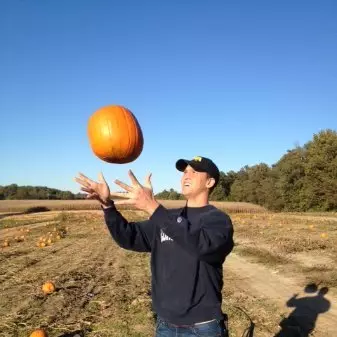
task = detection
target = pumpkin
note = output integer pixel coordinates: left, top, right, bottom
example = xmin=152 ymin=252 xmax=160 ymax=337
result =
xmin=87 ymin=105 xmax=144 ymax=164
xmin=42 ymin=281 xmax=55 ymax=294
xmin=29 ymin=329 xmax=48 ymax=337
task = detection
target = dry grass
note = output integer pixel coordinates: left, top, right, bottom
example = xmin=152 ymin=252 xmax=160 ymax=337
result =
xmin=222 ymin=212 xmax=337 ymax=336
xmin=1 ymin=208 xmax=336 ymax=336
xmin=0 ymin=211 xmax=154 ymax=337
xmin=231 ymin=212 xmax=337 ymax=288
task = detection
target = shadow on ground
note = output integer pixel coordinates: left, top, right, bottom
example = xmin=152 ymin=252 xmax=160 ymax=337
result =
xmin=274 ymin=283 xmax=331 ymax=337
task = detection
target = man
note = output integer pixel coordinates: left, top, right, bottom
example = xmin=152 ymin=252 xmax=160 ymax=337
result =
xmin=74 ymin=156 xmax=234 ymax=337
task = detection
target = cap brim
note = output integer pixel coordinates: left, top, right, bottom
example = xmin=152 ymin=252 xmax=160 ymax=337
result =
xmin=176 ymin=159 xmax=189 ymax=171
xmin=176 ymin=159 xmax=205 ymax=172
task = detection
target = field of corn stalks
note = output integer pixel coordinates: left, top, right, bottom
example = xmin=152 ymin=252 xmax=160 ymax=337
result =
xmin=0 ymin=199 xmax=268 ymax=214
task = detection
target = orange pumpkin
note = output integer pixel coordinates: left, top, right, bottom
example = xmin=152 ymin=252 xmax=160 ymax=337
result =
xmin=30 ymin=329 xmax=48 ymax=337
xmin=87 ymin=105 xmax=144 ymax=164
xmin=42 ymin=281 xmax=55 ymax=294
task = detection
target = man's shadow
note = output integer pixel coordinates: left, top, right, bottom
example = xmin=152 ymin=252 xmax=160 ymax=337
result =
xmin=274 ymin=283 xmax=331 ymax=337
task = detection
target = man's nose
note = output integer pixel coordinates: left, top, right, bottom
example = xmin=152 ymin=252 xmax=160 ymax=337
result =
xmin=184 ymin=172 xmax=192 ymax=179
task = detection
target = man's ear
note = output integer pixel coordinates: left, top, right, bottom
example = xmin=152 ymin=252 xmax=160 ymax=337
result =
xmin=206 ymin=177 xmax=216 ymax=189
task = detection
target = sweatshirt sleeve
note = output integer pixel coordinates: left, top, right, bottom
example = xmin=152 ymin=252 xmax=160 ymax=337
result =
xmin=102 ymin=205 xmax=154 ymax=253
xmin=150 ymin=204 xmax=234 ymax=264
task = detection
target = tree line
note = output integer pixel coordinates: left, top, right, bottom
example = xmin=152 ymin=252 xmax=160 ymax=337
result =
xmin=0 ymin=185 xmax=85 ymax=201
xmin=1 ymin=129 xmax=335 ymax=212
xmin=155 ymin=129 xmax=337 ymax=212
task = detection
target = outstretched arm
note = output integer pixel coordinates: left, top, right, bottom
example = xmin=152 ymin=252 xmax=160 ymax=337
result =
xmin=102 ymin=202 xmax=153 ymax=252
xmin=73 ymin=172 xmax=154 ymax=252
xmin=286 ymin=294 xmax=299 ymax=307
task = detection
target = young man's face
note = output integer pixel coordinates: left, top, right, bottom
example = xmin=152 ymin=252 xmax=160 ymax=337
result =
xmin=180 ymin=165 xmax=213 ymax=197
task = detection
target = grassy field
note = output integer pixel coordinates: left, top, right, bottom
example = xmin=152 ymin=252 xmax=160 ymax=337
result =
xmin=1 ymin=200 xmax=336 ymax=337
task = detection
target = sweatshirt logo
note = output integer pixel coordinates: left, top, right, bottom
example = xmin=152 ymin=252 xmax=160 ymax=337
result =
xmin=160 ymin=229 xmax=173 ymax=243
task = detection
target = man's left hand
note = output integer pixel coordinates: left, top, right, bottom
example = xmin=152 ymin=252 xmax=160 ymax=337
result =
xmin=111 ymin=170 xmax=160 ymax=215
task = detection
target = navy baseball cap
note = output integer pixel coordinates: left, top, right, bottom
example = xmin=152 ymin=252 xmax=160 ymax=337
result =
xmin=176 ymin=156 xmax=220 ymax=187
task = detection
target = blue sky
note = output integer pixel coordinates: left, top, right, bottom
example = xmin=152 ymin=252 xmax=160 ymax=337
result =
xmin=1 ymin=0 xmax=336 ymax=194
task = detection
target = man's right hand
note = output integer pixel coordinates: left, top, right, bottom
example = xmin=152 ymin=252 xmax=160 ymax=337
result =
xmin=74 ymin=172 xmax=112 ymax=207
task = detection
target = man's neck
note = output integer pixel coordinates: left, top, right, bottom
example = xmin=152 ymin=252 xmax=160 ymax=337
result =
xmin=186 ymin=195 xmax=209 ymax=208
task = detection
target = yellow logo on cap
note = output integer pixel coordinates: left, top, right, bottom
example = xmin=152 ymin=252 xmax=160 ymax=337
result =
xmin=193 ymin=156 xmax=202 ymax=162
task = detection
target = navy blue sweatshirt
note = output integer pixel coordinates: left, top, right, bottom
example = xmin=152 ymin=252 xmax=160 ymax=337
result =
xmin=103 ymin=202 xmax=234 ymax=325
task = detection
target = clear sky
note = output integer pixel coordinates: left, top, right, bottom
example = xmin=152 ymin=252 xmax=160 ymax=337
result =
xmin=1 ymin=0 xmax=336 ymax=194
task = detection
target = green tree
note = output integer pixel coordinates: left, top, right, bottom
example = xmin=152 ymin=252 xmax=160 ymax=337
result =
xmin=230 ymin=164 xmax=272 ymax=206
xmin=4 ymin=184 xmax=18 ymax=199
xmin=209 ymin=172 xmax=227 ymax=200
xmin=302 ymin=129 xmax=337 ymax=210
xmin=210 ymin=171 xmax=238 ymax=201
xmin=272 ymin=147 xmax=307 ymax=211
xmin=168 ymin=188 xmax=182 ymax=200
xmin=155 ymin=189 xmax=170 ymax=199
xmin=60 ymin=191 xmax=75 ymax=200
xmin=15 ymin=188 xmax=30 ymax=199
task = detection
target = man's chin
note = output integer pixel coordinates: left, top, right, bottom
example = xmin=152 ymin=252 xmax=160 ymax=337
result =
xmin=181 ymin=189 xmax=191 ymax=198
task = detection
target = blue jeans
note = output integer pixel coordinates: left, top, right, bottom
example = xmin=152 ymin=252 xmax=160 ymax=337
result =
xmin=155 ymin=315 xmax=228 ymax=337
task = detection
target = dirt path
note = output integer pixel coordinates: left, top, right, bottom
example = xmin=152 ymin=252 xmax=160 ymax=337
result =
xmin=225 ymin=253 xmax=337 ymax=336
